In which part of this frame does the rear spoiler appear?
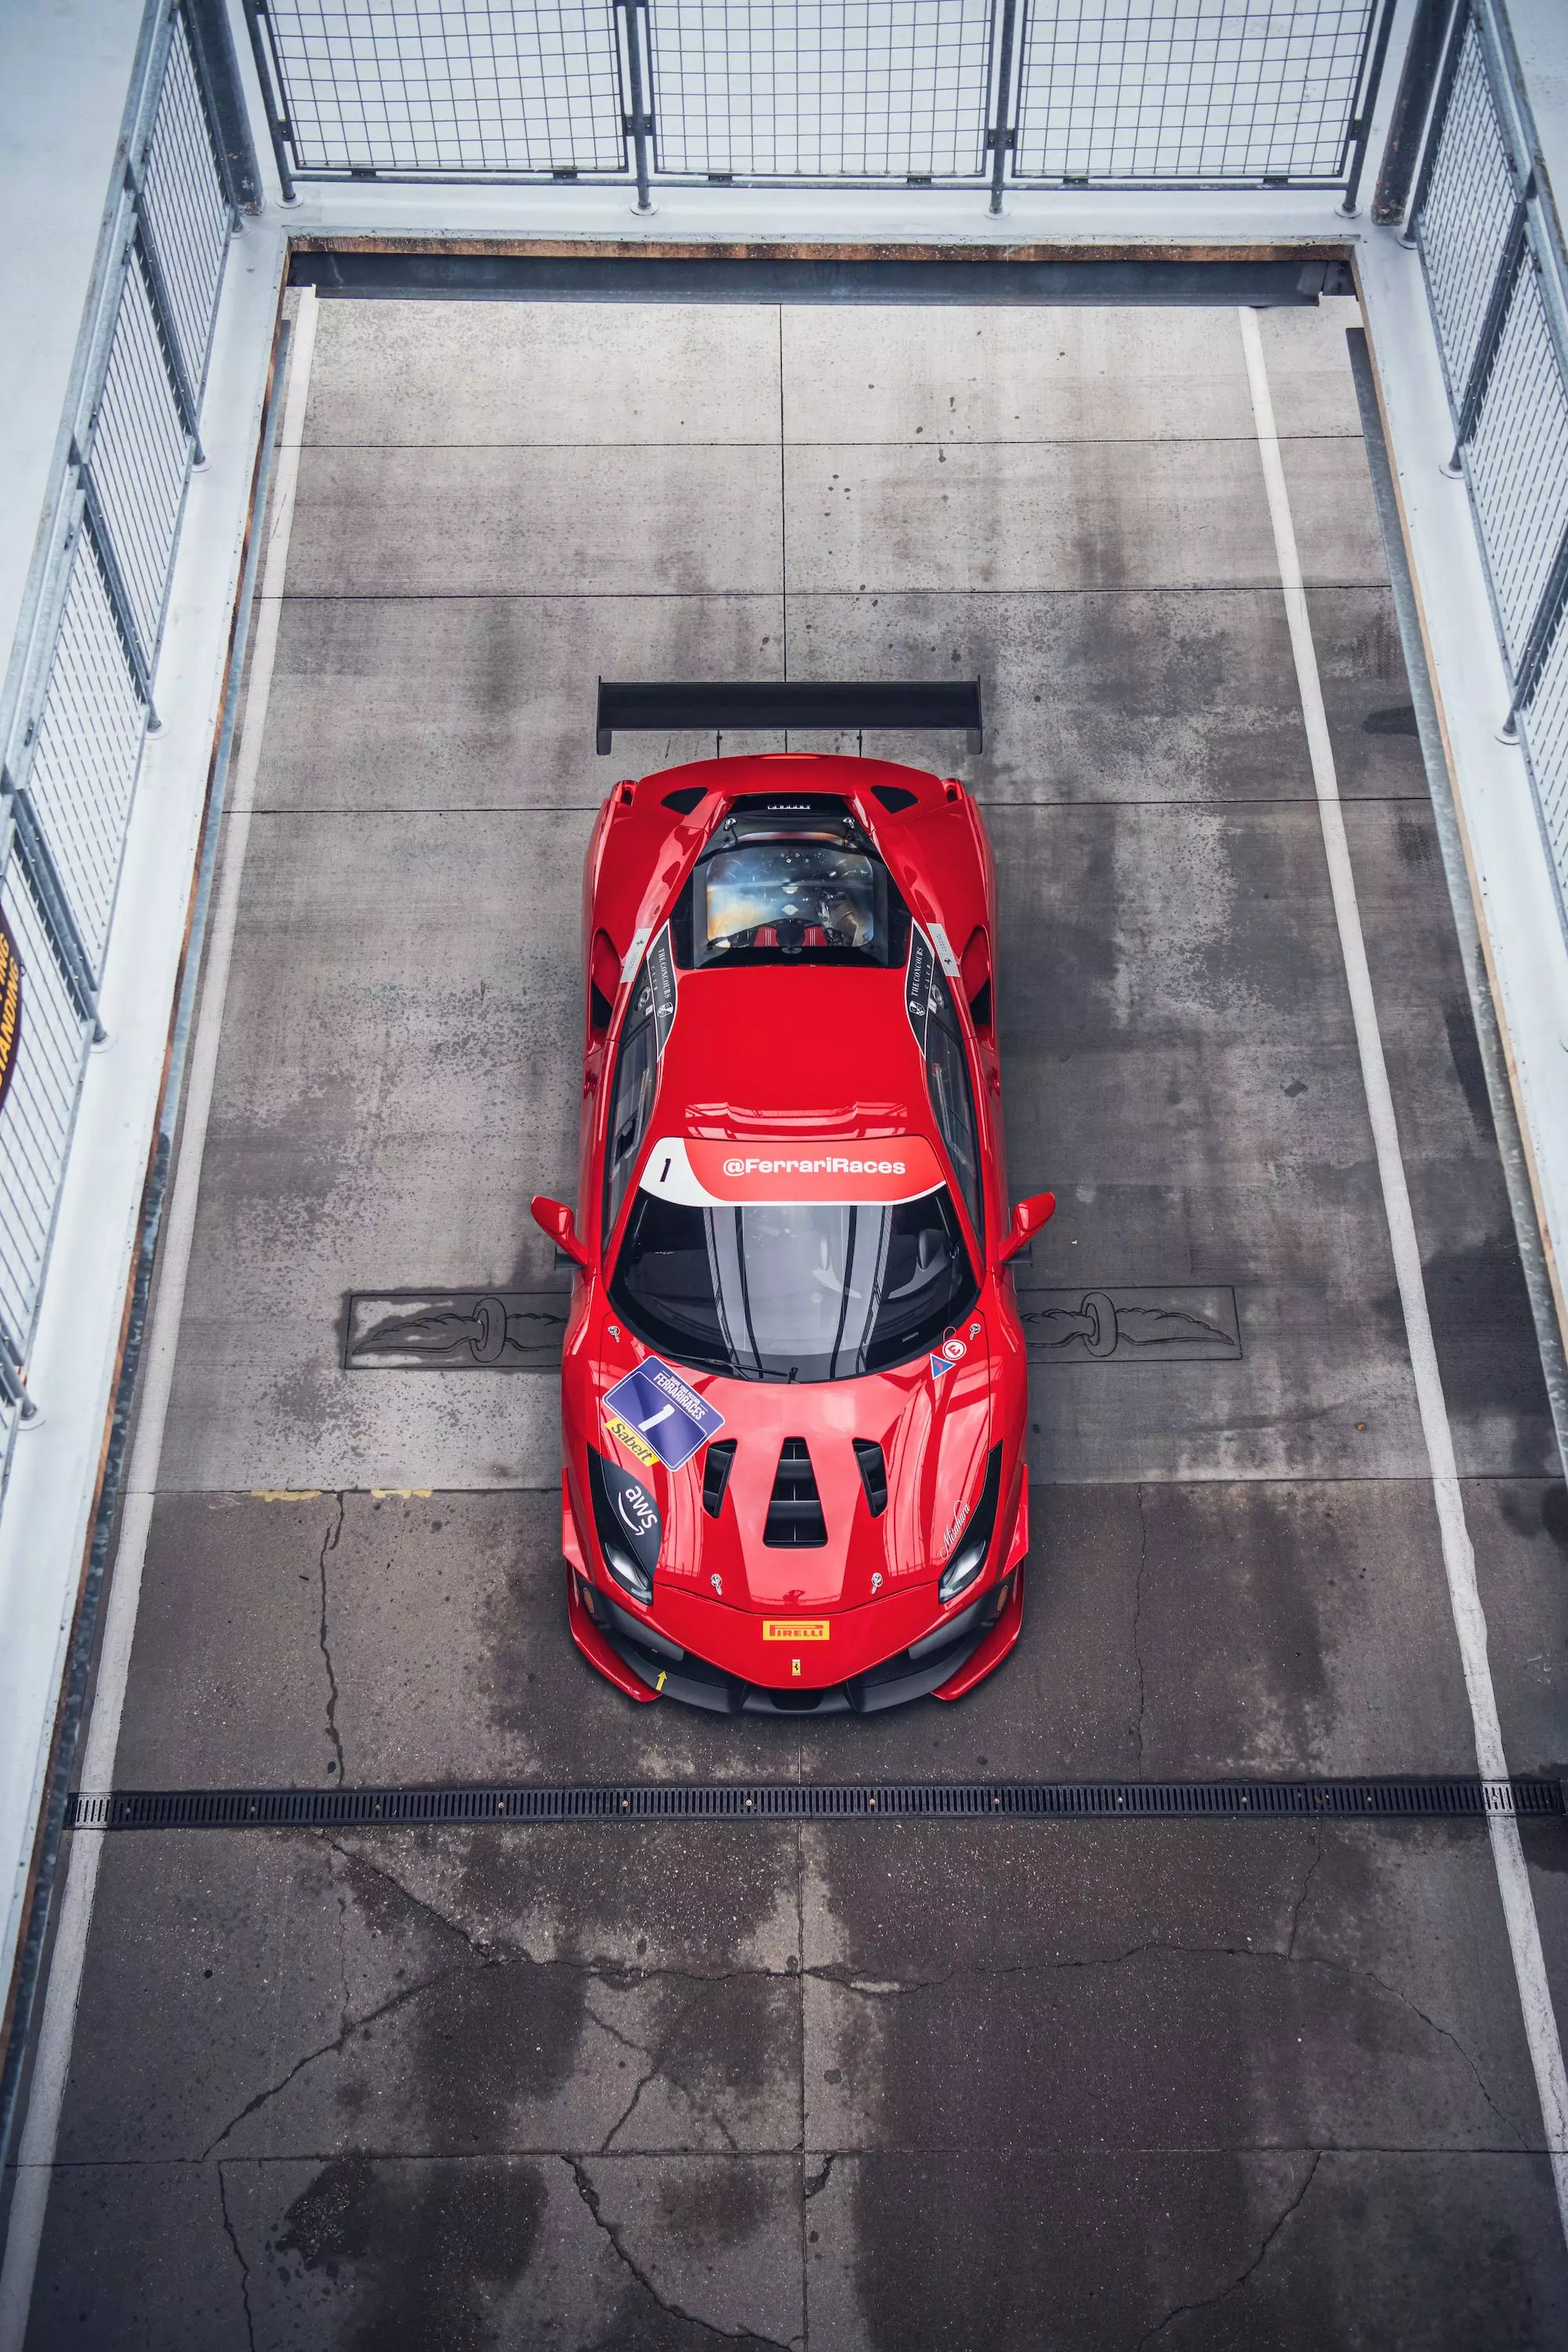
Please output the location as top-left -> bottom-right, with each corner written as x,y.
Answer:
595,677 -> 983,755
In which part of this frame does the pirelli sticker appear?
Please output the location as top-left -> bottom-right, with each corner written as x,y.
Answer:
0,916 -> 20,1118
763,1620 -> 829,1642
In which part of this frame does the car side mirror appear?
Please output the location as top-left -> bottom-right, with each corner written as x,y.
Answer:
531,1195 -> 590,1269
1000,1192 -> 1055,1265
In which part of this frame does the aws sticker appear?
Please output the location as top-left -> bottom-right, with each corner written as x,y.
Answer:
603,1461 -> 662,1579
0,916 -> 21,1119
602,1356 -> 724,1472
601,1406 -> 659,1470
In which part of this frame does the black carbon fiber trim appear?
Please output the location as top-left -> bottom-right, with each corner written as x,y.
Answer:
70,1777 -> 1565,1831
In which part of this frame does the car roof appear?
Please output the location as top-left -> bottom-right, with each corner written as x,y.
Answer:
651,961 -> 933,1142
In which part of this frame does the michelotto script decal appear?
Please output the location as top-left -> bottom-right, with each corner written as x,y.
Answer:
0,916 -> 20,1118
638,1134 -> 945,1207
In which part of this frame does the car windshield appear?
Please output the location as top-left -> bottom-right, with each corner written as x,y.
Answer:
608,1187 -> 978,1381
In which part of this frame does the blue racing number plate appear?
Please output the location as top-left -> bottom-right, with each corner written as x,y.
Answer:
601,1358 -> 725,1471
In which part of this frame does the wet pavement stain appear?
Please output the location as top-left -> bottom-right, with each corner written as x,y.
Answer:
274,2153 -> 546,2351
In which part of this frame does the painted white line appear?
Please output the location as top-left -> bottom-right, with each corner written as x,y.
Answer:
0,289 -> 319,2352
1240,304 -> 1568,2233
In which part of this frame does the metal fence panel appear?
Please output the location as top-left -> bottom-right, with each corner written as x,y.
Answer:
86,257 -> 192,668
1522,599 -> 1568,889
647,0 -> 996,179
141,8 -> 234,396
1013,0 -> 1375,185
0,0 -> 238,1432
260,0 -> 629,174
1465,257 -> 1568,662
1414,15 -> 1516,400
1410,0 -> 1568,936
22,532 -> 151,976
0,863 -> 91,1364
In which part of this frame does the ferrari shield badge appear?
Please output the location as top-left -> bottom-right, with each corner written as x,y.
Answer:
602,1356 -> 724,1472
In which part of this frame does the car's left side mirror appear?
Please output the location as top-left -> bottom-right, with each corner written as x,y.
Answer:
531,1195 -> 590,1269
1000,1192 -> 1055,1265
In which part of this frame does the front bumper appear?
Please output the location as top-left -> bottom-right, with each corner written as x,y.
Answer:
567,1562 -> 1025,1715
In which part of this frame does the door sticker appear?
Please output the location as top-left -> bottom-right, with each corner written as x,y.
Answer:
601,1356 -> 724,1471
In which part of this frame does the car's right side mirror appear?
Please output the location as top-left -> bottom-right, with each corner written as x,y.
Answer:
1000,1191 -> 1055,1264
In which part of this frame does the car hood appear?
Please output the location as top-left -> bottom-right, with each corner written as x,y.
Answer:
579,1306 -> 994,1613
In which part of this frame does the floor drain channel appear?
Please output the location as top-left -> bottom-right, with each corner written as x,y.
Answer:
69,1777 -> 1566,1831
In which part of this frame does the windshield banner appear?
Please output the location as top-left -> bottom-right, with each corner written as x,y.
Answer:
639,1134 -> 945,1207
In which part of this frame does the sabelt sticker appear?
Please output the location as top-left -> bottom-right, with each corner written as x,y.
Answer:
601,1407 -> 659,1470
0,915 -> 21,1119
601,1356 -> 724,1471
639,1134 -> 945,1207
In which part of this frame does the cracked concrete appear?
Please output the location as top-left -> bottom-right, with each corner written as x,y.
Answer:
1135,2151 -> 1324,2346
317,1492 -> 347,1782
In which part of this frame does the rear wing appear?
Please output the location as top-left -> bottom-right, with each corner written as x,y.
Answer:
594,677 -> 983,755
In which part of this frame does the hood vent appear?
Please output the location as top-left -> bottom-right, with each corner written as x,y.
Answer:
852,1439 -> 889,1518
702,1439 -> 737,1519
764,1439 -> 828,1547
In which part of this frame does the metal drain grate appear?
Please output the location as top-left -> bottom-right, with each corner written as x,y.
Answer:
69,1777 -> 1566,1831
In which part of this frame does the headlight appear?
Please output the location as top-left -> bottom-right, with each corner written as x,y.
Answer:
937,1444 -> 1004,1607
589,1446 -> 662,1605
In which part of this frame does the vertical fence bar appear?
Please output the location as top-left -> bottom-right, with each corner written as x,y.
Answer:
1339,0 -> 1400,216
987,0 -> 1019,213
622,0 -> 654,210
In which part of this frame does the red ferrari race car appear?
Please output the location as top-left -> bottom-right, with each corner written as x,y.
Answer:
532,746 -> 1054,1715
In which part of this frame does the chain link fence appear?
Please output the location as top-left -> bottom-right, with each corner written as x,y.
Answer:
0,0 -> 239,1461
1410,0 -> 1568,933
246,0 -> 1390,193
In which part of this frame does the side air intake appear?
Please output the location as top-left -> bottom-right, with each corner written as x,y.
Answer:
852,1439 -> 889,1517
764,1439 -> 828,1547
702,1439 -> 737,1519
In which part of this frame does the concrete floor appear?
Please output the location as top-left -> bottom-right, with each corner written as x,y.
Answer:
12,292 -> 1568,2347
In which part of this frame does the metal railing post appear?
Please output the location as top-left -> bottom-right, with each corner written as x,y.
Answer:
182,0 -> 263,211
1338,0 -> 1399,216
1373,0 -> 1459,225
622,0 -> 654,212
987,0 -> 1021,215
241,0 -> 297,202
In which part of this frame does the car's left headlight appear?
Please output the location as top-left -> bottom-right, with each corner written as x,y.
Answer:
938,1443 -> 1004,1607
588,1446 -> 662,1605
